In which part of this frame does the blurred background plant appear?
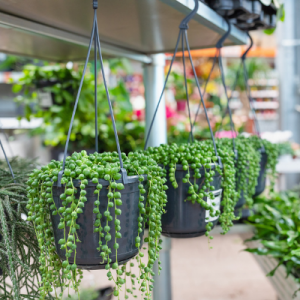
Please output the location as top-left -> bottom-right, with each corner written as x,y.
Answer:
64,287 -> 113,300
226,58 -> 271,91
13,63 -> 145,157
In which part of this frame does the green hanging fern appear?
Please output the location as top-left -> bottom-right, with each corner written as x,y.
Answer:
0,158 -> 54,300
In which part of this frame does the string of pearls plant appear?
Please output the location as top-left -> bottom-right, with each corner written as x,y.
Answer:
26,151 -> 168,300
216,135 -> 279,208
216,137 -> 260,208
248,135 -> 279,193
142,140 -> 238,236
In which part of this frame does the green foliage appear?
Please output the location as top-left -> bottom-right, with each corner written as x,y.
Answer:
0,158 -> 53,300
143,140 -> 238,235
0,55 -> 41,72
277,142 -> 294,156
216,136 -> 261,208
226,59 -> 271,91
216,136 -> 279,208
13,65 -> 144,153
64,288 -> 99,300
26,150 -> 167,300
168,72 -> 194,101
264,1 -> 285,35
247,135 -> 279,193
245,191 -> 300,281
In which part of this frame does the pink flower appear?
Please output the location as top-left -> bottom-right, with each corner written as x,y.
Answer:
215,131 -> 237,139
166,106 -> 176,119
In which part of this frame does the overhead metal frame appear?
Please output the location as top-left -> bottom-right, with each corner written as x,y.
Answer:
0,12 -> 152,63
0,0 -> 248,62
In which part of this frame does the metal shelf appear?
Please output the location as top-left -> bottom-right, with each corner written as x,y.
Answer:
0,0 -> 248,62
251,90 -> 279,98
252,101 -> 279,109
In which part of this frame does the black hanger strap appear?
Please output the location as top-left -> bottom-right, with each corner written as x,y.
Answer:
144,0 -> 219,159
184,30 -> 218,157
0,139 -> 15,182
58,4 -> 127,186
181,30 -> 194,143
241,32 -> 262,139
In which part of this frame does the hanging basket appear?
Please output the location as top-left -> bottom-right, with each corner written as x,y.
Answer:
161,164 -> 222,238
51,175 -> 145,270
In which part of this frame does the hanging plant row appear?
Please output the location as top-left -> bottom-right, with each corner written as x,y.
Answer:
20,1 -> 281,300
24,137 -> 279,299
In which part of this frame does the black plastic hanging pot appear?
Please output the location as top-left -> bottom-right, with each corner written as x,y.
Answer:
51,176 -> 145,270
161,165 -> 222,238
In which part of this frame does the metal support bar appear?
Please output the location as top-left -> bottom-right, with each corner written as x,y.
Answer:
153,236 -> 172,300
0,12 -> 152,64
277,0 -> 300,189
144,54 -> 167,148
161,0 -> 248,46
143,53 -> 171,299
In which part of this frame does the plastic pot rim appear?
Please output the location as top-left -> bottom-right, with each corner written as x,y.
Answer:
52,174 -> 147,188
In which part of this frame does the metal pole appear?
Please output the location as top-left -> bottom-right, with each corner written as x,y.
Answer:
277,0 -> 300,188
153,237 -> 172,300
143,53 -> 172,300
144,54 -> 167,147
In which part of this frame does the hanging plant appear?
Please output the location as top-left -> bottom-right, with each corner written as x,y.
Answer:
24,2 -> 169,299
247,135 -> 279,193
26,151 -> 167,299
140,2 -> 241,239
143,140 -> 238,237
216,137 -> 261,208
